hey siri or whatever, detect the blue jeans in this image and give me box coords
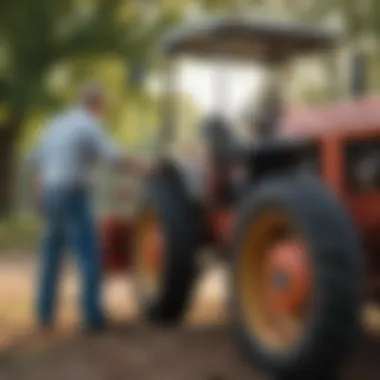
[37,187,104,328]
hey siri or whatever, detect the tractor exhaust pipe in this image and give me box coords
[349,50,367,98]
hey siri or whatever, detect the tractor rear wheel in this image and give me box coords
[133,174,201,324]
[231,176,363,379]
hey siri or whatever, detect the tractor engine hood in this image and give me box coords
[279,97,380,137]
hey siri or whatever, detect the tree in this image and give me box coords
[0,0,182,215]
[8,0,380,216]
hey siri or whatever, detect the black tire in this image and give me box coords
[231,176,364,380]
[133,169,201,324]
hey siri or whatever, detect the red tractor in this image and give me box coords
[103,16,380,379]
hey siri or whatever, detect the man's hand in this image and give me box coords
[117,156,149,175]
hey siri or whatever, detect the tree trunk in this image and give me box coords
[0,125,19,216]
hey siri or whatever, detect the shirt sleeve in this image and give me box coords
[86,120,123,164]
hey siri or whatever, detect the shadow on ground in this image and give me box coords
[1,324,380,380]
[0,324,259,380]
[341,334,380,380]
[2,258,380,380]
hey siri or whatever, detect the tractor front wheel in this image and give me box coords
[133,175,201,324]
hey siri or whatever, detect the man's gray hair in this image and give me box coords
[79,83,106,104]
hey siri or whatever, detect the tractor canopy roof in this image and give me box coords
[160,15,341,62]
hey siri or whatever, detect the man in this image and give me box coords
[248,82,283,141]
[200,115,244,205]
[29,84,138,331]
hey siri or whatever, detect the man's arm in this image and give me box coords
[88,121,147,174]
[119,155,148,174]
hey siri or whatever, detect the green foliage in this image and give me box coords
[1,0,380,126]
[2,0,380,146]
[0,0,183,126]
[0,215,41,253]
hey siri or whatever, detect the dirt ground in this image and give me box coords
[1,257,380,380]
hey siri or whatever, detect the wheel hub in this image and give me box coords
[265,239,311,315]
[271,271,290,290]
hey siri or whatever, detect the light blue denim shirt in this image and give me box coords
[29,107,122,189]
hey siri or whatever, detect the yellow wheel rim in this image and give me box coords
[237,209,311,352]
[134,208,165,299]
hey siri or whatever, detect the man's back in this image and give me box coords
[31,108,118,188]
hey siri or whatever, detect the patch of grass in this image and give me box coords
[0,215,41,254]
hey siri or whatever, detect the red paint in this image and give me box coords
[100,216,132,274]
[264,239,311,315]
[281,97,380,136]
[209,209,236,245]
